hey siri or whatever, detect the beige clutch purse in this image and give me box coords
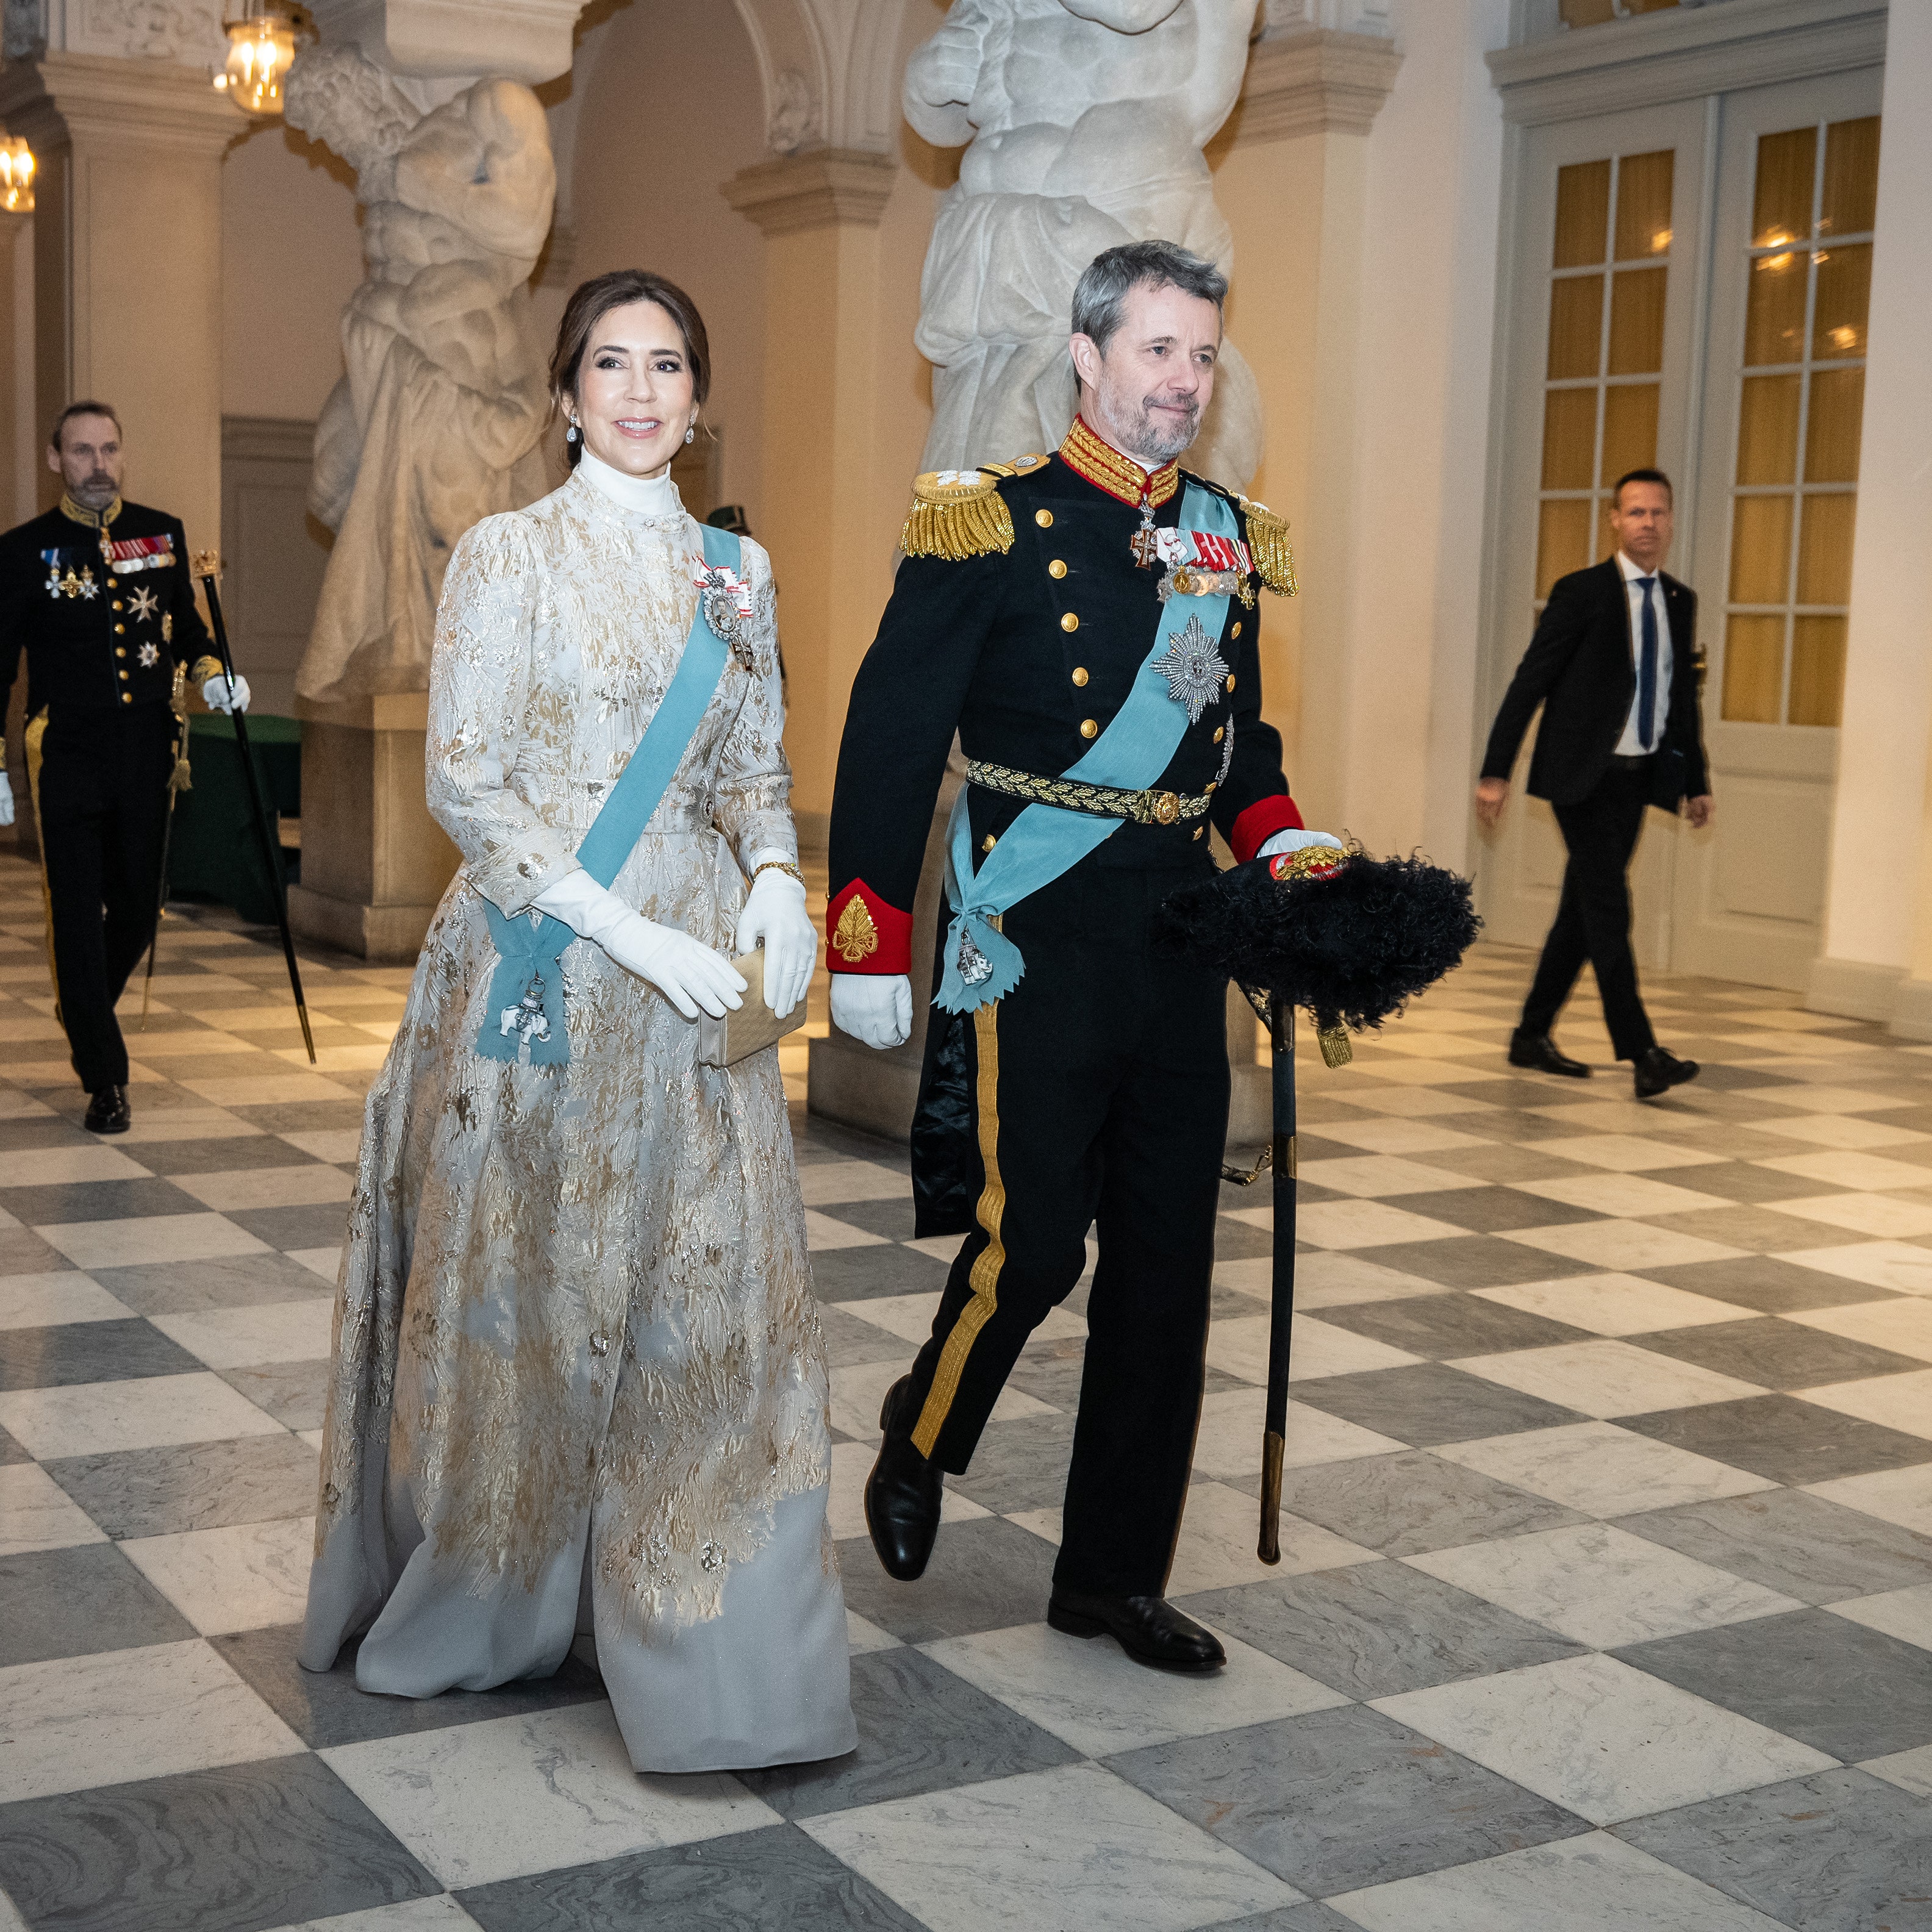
[696,948,806,1067]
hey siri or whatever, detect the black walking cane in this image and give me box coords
[1157,846,1479,1563]
[190,551,317,1064]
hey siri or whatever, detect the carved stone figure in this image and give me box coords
[287,47,556,701]
[906,0,1262,488]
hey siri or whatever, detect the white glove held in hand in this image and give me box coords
[0,780,14,829]
[832,973,912,1050]
[202,673,251,714]
[1258,828,1345,860]
[532,868,745,1021]
[734,861,816,1019]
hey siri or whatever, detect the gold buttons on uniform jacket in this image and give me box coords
[1193,826,1204,840]
[120,692,131,704]
[1048,559,1067,579]
[1079,718,1098,739]
[1226,674,1237,692]
[114,623,125,634]
[1212,726,1224,743]
[115,647,126,659]
[112,601,123,612]
[1072,667,1089,687]
[981,834,998,853]
[1035,509,1054,528]
[1206,781,1218,794]
[1061,612,1079,632]
[1231,621,1242,638]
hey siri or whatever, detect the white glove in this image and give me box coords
[202,672,251,714]
[532,867,745,1021]
[734,860,816,1019]
[1258,828,1344,860]
[0,778,14,828]
[832,973,912,1050]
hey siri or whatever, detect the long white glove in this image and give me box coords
[734,859,816,1018]
[832,973,912,1050]
[0,778,13,829]
[532,867,745,1020]
[1258,828,1344,860]
[203,672,251,714]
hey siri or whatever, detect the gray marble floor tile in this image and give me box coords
[137,1139,320,1177]
[1615,1767,1932,1932]
[1647,1162,1852,1206]
[1617,1393,1932,1486]
[0,1540,196,1664]
[1403,1142,1604,1185]
[1195,1907,1362,1932]
[213,1630,609,1750]
[0,1317,201,1390]
[223,1100,368,1137]
[216,1359,329,1430]
[454,1822,926,1931]
[1314,1293,1592,1361]
[810,1245,954,1302]
[1627,1315,1927,1389]
[223,1203,353,1253]
[46,1434,320,1540]
[1614,1607,1932,1761]
[837,1517,1061,1645]
[740,1645,1078,1821]
[1186,1562,1584,1700]
[1109,1705,1588,1898]
[948,1411,1078,1514]
[1215,1218,1278,1260]
[816,1300,916,1368]
[0,1422,27,1464]
[1339,1235,1601,1289]
[1614,1487,1932,1603]
[1273,1449,1587,1557]
[1378,1187,1601,1236]
[817,1196,922,1243]
[1006,1333,1090,1412]
[1646,1204,1871,1254]
[0,1751,438,1932]
[0,1228,72,1276]
[91,1252,337,1315]
[1290,1365,1589,1447]
[5,1179,204,1225]
[1637,1254,1907,1314]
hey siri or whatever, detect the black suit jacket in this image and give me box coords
[1481,557,1709,807]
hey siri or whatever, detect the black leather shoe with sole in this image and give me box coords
[1047,1589,1227,1673]
[1508,1029,1591,1078]
[864,1376,944,1583]
[1635,1046,1699,1099]
[84,1084,131,1135]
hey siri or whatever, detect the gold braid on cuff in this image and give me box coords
[967,759,1212,828]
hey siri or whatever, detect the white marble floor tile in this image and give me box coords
[120,1515,315,1633]
[0,1012,70,1043]
[171,1165,354,1212]
[828,1359,1051,1445]
[1272,1250,1454,1309]
[1287,1200,1473,1250]
[1512,1174,1732,1218]
[1293,1155,1482,1198]
[1530,1134,1728,1173]
[1806,1464,1932,1535]
[798,1159,912,1208]
[148,1299,337,1369]
[926,1619,1345,1758]
[0,1640,303,1803]
[800,1761,1301,1932]
[1755,1148,1932,1191]
[1190,1385,1404,1479]
[1448,1339,1764,1419]
[1530,1101,1689,1136]
[1753,1113,1932,1151]
[1753,1085,1913,1114]
[0,1371,287,1459]
[178,1074,360,1107]
[287,1246,343,1280]
[323,1701,777,1889]
[0,1089,54,1120]
[1796,1368,1932,1441]
[1404,1522,1801,1648]
[826,1439,989,1540]
[33,1212,271,1270]
[1340,1086,1504,1118]
[1862,1742,1932,1798]
[1326,1829,1792,1931]
[1776,1241,1932,1297]
[1503,1222,1748,1273]
[804,1209,890,1251]
[1373,1653,1833,1826]
[278,1128,363,1163]
[262,1897,484,1932]
[839,1290,1081,1348]
[1167,1479,1378,1595]
[124,1032,257,1059]
[1827,1583,1932,1651]
[1786,1296,1932,1361]
[1207,1311,1422,1386]
[1434,1421,1773,1518]
[0,1461,109,1555]
[115,1109,261,1145]
[1767,1193,1932,1238]
[0,1271,131,1329]
[1300,1120,1495,1155]
[1348,1059,1512,1089]
[0,1146,150,1186]
[903,1232,968,1264]
[1006,1506,1062,1546]
[1472,1274,1745,1337]
[848,1610,901,1654]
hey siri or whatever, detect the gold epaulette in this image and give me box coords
[1240,498,1297,597]
[902,468,1016,561]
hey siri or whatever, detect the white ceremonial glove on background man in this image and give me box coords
[202,673,251,714]
[0,779,13,829]
[833,974,912,1051]
[1258,828,1345,860]
[532,867,745,1021]
[735,856,817,1019]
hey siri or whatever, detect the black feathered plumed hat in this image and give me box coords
[1152,845,1481,1065]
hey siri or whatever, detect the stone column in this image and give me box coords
[0,207,31,848]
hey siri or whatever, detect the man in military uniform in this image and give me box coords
[827,242,1335,1672]
[0,402,250,1134]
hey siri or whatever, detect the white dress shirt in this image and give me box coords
[1612,549,1672,756]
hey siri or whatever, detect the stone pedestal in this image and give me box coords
[287,692,458,959]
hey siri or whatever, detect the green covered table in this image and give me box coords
[168,713,301,928]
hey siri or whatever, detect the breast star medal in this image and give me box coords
[1150,615,1232,726]
[138,642,159,668]
[130,586,159,621]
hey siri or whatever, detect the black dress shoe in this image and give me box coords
[1508,1029,1591,1078]
[864,1376,943,1582]
[83,1085,130,1135]
[1635,1046,1699,1100]
[1047,1589,1226,1673]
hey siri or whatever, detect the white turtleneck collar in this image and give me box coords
[576,444,684,518]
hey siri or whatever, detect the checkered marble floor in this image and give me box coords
[6,839,1932,1931]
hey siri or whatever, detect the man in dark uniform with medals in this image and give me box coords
[826,242,1337,1672]
[0,402,250,1134]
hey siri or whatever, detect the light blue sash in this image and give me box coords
[475,522,742,1065]
[936,481,1238,1013]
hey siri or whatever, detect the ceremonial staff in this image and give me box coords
[190,551,317,1064]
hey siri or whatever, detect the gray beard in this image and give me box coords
[1094,390,1198,468]
[69,478,116,509]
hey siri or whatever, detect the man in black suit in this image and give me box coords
[1476,469,1712,1101]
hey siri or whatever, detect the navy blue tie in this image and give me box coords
[1636,575,1658,751]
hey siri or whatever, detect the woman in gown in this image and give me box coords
[299,269,856,1774]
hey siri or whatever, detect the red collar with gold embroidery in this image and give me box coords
[1057,416,1179,510]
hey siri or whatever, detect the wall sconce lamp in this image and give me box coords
[0,137,33,214]
[213,1,314,117]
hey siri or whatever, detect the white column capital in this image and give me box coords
[721,147,897,237]
[0,51,246,154]
[306,0,587,82]
[1231,27,1403,148]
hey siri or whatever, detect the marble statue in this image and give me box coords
[287,48,556,701]
[905,0,1263,488]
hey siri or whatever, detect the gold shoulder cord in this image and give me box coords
[901,470,1015,562]
[1240,497,1298,598]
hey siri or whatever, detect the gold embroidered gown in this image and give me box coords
[298,464,854,1773]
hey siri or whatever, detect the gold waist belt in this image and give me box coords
[966,758,1212,828]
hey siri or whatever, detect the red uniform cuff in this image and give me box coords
[1230,793,1306,865]
[826,878,912,975]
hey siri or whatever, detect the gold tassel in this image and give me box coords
[1317,1025,1353,1068]
[1242,498,1298,598]
[901,470,1015,561]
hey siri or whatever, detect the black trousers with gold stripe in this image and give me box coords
[904,858,1231,1599]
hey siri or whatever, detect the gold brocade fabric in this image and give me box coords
[310,468,829,1639]
[1057,415,1179,509]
